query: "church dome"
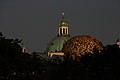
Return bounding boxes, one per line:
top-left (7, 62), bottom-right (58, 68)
top-left (62, 35), bottom-right (103, 57)
top-left (45, 12), bottom-right (71, 54)
top-left (46, 35), bottom-right (70, 53)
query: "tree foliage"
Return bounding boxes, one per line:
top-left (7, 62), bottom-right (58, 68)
top-left (0, 32), bottom-right (120, 80)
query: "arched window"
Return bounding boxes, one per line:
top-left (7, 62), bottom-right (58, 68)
top-left (60, 28), bottom-right (62, 35)
top-left (63, 28), bottom-right (66, 34)
top-left (66, 28), bottom-right (67, 34)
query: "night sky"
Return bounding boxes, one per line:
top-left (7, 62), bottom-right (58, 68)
top-left (0, 0), bottom-right (120, 53)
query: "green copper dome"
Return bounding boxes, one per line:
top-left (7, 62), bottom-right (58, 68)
top-left (46, 35), bottom-right (70, 53)
top-left (45, 12), bottom-right (71, 54)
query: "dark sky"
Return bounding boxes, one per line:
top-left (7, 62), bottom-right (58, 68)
top-left (0, 0), bottom-right (120, 53)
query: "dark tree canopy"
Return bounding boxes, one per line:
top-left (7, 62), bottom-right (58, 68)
top-left (0, 32), bottom-right (120, 80)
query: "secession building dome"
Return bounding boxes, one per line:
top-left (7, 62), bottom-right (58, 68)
top-left (62, 35), bottom-right (103, 58)
top-left (45, 12), bottom-right (71, 55)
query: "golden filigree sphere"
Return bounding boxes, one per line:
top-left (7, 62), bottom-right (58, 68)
top-left (62, 35), bottom-right (103, 57)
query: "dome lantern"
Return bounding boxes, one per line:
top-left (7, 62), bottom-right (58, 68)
top-left (58, 12), bottom-right (69, 36)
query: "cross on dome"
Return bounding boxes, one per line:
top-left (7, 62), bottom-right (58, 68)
top-left (61, 12), bottom-right (64, 20)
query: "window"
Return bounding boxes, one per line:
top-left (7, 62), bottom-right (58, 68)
top-left (60, 28), bottom-right (62, 34)
top-left (63, 28), bottom-right (65, 34)
top-left (66, 28), bottom-right (68, 34)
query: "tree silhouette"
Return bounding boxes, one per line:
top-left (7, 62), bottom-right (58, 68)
top-left (0, 32), bottom-right (120, 80)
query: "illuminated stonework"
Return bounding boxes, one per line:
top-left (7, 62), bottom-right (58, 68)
top-left (62, 35), bottom-right (103, 57)
top-left (19, 43), bottom-right (26, 53)
top-left (48, 52), bottom-right (64, 57)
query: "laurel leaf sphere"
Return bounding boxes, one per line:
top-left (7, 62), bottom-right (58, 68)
top-left (62, 35), bottom-right (103, 58)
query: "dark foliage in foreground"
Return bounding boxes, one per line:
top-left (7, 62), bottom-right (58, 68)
top-left (0, 32), bottom-right (120, 80)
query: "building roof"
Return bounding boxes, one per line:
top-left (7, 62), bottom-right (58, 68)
top-left (59, 20), bottom-right (68, 27)
top-left (45, 35), bottom-right (70, 53)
